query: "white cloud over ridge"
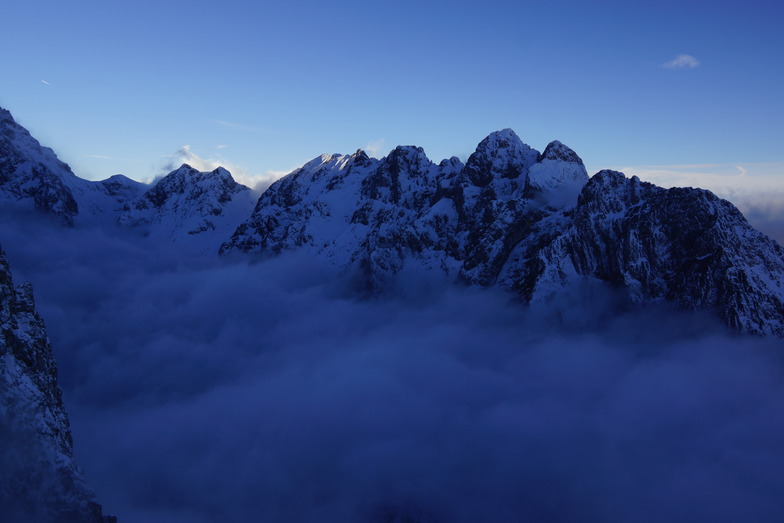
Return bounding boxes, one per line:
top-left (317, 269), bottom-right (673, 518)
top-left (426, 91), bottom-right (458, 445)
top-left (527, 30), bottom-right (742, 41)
top-left (364, 139), bottom-right (387, 158)
top-left (662, 54), bottom-right (700, 69)
top-left (163, 145), bottom-right (290, 193)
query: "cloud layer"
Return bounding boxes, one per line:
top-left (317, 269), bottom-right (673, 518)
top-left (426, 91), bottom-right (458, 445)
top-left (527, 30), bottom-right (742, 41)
top-left (662, 54), bottom-right (700, 69)
top-left (1, 213), bottom-right (784, 522)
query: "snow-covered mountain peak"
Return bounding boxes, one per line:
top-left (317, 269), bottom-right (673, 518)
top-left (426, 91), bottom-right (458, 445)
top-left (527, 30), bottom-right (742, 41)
top-left (389, 144), bottom-right (426, 156)
top-left (379, 145), bottom-right (433, 177)
top-left (481, 128), bottom-right (522, 147)
top-left (524, 140), bottom-right (589, 209)
top-left (99, 174), bottom-right (146, 199)
top-left (577, 169), bottom-right (647, 209)
top-left (463, 128), bottom-right (540, 186)
top-left (350, 148), bottom-right (372, 165)
top-left (539, 140), bottom-right (582, 164)
top-left (0, 107), bottom-right (81, 224)
top-left (439, 156), bottom-right (464, 173)
top-left (171, 162), bottom-right (198, 174)
top-left (103, 173), bottom-right (138, 184)
top-left (0, 106), bottom-right (15, 126)
top-left (146, 163), bottom-right (248, 203)
top-left (118, 163), bottom-right (256, 253)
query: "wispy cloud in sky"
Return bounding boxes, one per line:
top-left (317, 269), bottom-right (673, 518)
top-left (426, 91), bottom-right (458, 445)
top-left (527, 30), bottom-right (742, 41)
top-left (40, 80), bottom-right (51, 86)
top-left (364, 139), bottom-right (387, 158)
top-left (662, 54), bottom-right (700, 69)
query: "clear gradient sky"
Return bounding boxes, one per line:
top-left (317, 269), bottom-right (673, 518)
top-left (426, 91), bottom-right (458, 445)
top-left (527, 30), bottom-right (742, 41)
top-left (1, 0), bottom-right (782, 198)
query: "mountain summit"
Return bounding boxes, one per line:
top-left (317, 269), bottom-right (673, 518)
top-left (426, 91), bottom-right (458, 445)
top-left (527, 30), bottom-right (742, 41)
top-left (117, 163), bottom-right (256, 253)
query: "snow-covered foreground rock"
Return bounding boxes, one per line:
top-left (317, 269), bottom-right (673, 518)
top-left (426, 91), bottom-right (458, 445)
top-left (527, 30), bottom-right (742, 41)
top-left (0, 246), bottom-right (114, 522)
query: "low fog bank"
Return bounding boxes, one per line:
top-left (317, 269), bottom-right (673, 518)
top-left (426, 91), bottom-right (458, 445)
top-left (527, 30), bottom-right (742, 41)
top-left (2, 215), bottom-right (784, 522)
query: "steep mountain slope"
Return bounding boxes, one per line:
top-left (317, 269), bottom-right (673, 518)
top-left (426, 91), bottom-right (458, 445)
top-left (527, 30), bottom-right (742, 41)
top-left (222, 132), bottom-right (784, 336)
top-left (0, 247), bottom-right (114, 522)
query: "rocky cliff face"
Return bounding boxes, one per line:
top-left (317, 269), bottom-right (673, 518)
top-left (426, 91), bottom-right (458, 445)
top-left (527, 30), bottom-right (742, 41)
top-left (0, 108), bottom-right (80, 225)
top-left (0, 247), bottom-right (115, 522)
top-left (498, 171), bottom-right (784, 336)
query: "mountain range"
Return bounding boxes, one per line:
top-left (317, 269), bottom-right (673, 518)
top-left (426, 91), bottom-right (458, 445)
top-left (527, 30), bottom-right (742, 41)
top-left (3, 106), bottom-right (781, 336)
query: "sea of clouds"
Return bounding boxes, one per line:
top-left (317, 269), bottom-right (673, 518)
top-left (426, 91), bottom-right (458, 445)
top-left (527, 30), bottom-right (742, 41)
top-left (2, 212), bottom-right (784, 522)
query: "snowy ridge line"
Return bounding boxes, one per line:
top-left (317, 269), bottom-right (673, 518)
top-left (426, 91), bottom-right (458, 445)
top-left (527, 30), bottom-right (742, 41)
top-left (2, 105), bottom-right (783, 336)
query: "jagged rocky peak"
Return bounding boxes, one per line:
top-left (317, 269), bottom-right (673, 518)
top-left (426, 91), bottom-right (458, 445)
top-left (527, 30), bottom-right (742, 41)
top-left (350, 148), bottom-right (372, 166)
top-left (101, 173), bottom-right (141, 189)
top-left (0, 246), bottom-right (115, 522)
top-left (162, 163), bottom-right (237, 183)
top-left (577, 169), bottom-right (647, 210)
top-left (463, 128), bottom-right (540, 186)
top-left (539, 140), bottom-right (583, 163)
top-left (524, 140), bottom-right (589, 209)
top-left (384, 145), bottom-right (429, 164)
top-left (115, 162), bottom-right (257, 254)
top-left (141, 163), bottom-right (249, 208)
top-left (360, 146), bottom-right (438, 206)
top-left (99, 174), bottom-right (146, 203)
top-left (376, 146), bottom-right (432, 181)
top-left (439, 155), bottom-right (464, 174)
top-left (0, 106), bottom-right (15, 127)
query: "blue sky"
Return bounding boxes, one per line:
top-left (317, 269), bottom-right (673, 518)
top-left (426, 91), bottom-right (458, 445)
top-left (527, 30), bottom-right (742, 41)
top-left (1, 0), bottom-right (782, 196)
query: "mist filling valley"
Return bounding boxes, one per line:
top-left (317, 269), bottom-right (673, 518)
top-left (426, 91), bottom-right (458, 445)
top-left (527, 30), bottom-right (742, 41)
top-left (2, 214), bottom-right (784, 523)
